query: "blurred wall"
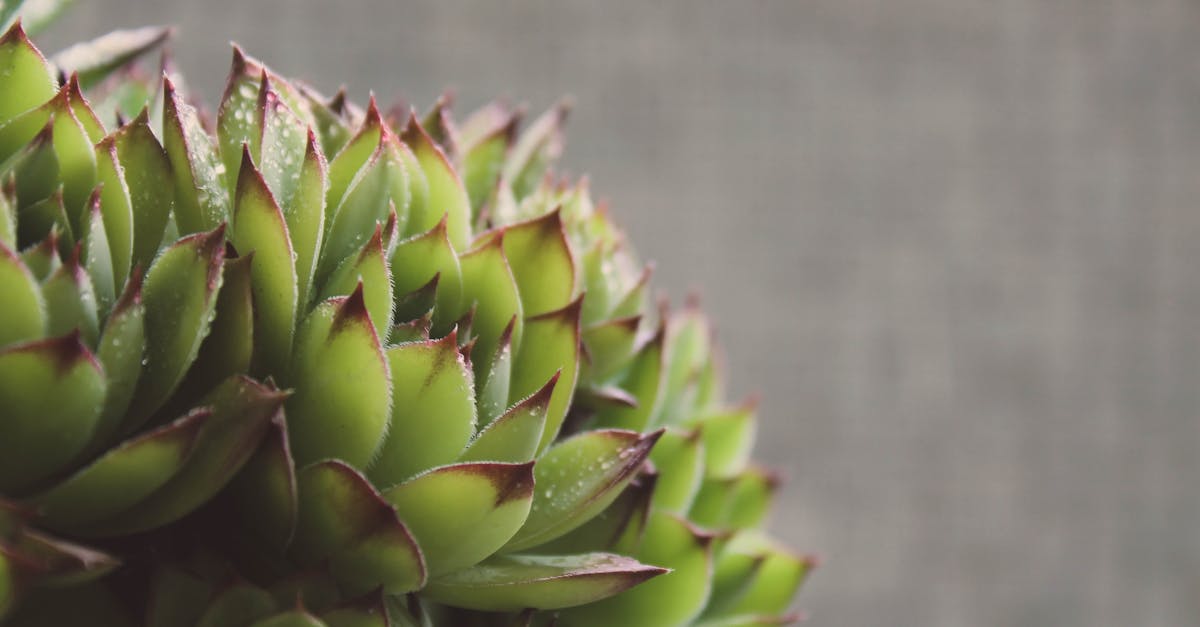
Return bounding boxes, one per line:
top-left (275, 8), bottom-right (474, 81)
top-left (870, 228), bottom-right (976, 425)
top-left (40, 1), bottom-right (1200, 625)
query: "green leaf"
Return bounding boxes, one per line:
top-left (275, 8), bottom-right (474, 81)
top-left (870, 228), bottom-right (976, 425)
top-left (582, 315), bottom-right (640, 383)
top-left (382, 461), bottom-right (534, 576)
top-left (501, 429), bottom-right (660, 553)
top-left (320, 593), bottom-right (390, 627)
top-left (648, 428), bottom-right (704, 514)
top-left (459, 111), bottom-right (516, 218)
top-left (0, 331), bottom-right (104, 493)
top-left (83, 271), bottom-right (144, 457)
top-left (85, 375), bottom-right (286, 535)
top-left (659, 308), bottom-right (714, 426)
top-left (367, 331), bottom-right (476, 487)
top-left (112, 109), bottom-right (174, 271)
top-left (12, 125), bottom-right (58, 210)
top-left (692, 405), bottom-right (756, 479)
top-left (216, 49), bottom-right (262, 195)
top-left (258, 77), bottom-right (308, 207)
top-left (390, 214), bottom-right (463, 333)
top-left (51, 26), bottom-right (171, 90)
top-left (229, 411), bottom-right (297, 553)
top-left (2, 528), bottom-right (118, 588)
top-left (30, 407), bottom-right (207, 529)
top-left (711, 532), bottom-right (813, 618)
top-left (459, 235), bottom-right (523, 383)
top-left (688, 468), bottom-right (777, 530)
top-left (325, 99), bottom-right (386, 215)
top-left (94, 138), bottom-right (134, 289)
top-left (559, 512), bottom-right (713, 627)
top-left (503, 102), bottom-right (568, 200)
top-left (424, 552), bottom-right (668, 612)
top-left (595, 325), bottom-right (664, 432)
top-left (475, 317), bottom-right (515, 425)
top-left (232, 147), bottom-right (297, 376)
top-left (529, 467), bottom-right (657, 556)
top-left (49, 98), bottom-right (98, 228)
top-left (319, 134), bottom-right (409, 286)
top-left (287, 129), bottom-right (326, 308)
top-left (401, 115), bottom-right (469, 250)
top-left (318, 224), bottom-right (392, 334)
top-left (0, 240), bottom-right (44, 346)
top-left (0, 21), bottom-right (56, 127)
top-left (0, 187), bottom-right (14, 247)
top-left (459, 372), bottom-right (556, 464)
top-left (159, 253), bottom-right (254, 415)
top-left (510, 296), bottom-right (582, 453)
top-left (502, 208), bottom-right (576, 317)
top-left (126, 225), bottom-right (226, 424)
top-left (287, 286), bottom-right (391, 468)
top-left (41, 245), bottom-right (99, 345)
top-left (293, 461), bottom-right (426, 595)
top-left (163, 77), bottom-right (230, 234)
top-left (79, 189), bottom-right (114, 314)
top-left (18, 224), bottom-right (60, 279)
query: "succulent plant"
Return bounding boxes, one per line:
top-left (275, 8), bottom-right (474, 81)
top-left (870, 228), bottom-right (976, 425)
top-left (0, 4), bottom-right (814, 626)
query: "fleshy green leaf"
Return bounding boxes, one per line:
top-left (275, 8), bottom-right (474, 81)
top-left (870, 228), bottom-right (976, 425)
top-left (459, 111), bottom-right (516, 218)
top-left (30, 407), bottom-right (207, 529)
top-left (82, 270), bottom-right (144, 463)
top-left (501, 429), bottom-right (660, 553)
top-left (459, 234), bottom-right (522, 382)
top-left (401, 115), bottom-right (469, 249)
top-left (319, 224), bottom-right (392, 334)
top-left (258, 77), bottom-right (308, 207)
top-left (84, 375), bottom-right (286, 535)
top-left (382, 461), bottom-right (534, 576)
top-left (93, 138), bottom-right (134, 289)
top-left (503, 102), bottom-right (568, 200)
top-left (367, 331), bottom-right (476, 486)
top-left (510, 296), bottom-right (581, 453)
top-left (0, 240), bottom-right (44, 346)
top-left (459, 373), bottom-right (556, 463)
top-left (41, 245), bottom-right (99, 345)
top-left (163, 77), bottom-right (229, 234)
top-left (287, 286), bottom-right (391, 468)
top-left (559, 512), bottom-right (713, 627)
top-left (229, 411), bottom-right (297, 553)
top-left (126, 225), bottom-right (225, 424)
top-left (648, 428), bottom-right (705, 514)
top-left (692, 405), bottom-right (756, 479)
top-left (389, 215), bottom-right (463, 333)
top-left (501, 208), bottom-right (576, 316)
top-left (0, 331), bottom-right (104, 493)
top-left (232, 147), bottom-right (297, 375)
top-left (423, 552), bottom-right (668, 612)
top-left (293, 460), bottom-right (426, 595)
top-left (595, 325), bottom-right (664, 432)
top-left (0, 21), bottom-right (56, 127)
top-left (195, 583), bottom-right (278, 627)
top-left (112, 109), bottom-right (173, 271)
top-left (249, 611), bottom-right (327, 627)
top-left (287, 130), bottom-right (326, 308)
top-left (582, 315), bottom-right (640, 383)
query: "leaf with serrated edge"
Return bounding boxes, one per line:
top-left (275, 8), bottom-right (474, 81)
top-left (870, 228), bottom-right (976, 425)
top-left (382, 461), bottom-right (534, 577)
top-left (0, 331), bottom-right (104, 494)
top-left (367, 331), bottom-right (476, 487)
top-left (287, 286), bottom-right (391, 468)
top-left (423, 552), bottom-right (668, 612)
top-left (502, 428), bottom-right (661, 553)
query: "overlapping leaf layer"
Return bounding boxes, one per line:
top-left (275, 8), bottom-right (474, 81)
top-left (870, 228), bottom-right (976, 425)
top-left (0, 7), bottom-right (813, 626)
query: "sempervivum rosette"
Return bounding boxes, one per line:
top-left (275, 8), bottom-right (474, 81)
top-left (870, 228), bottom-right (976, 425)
top-left (0, 5), bottom-right (812, 626)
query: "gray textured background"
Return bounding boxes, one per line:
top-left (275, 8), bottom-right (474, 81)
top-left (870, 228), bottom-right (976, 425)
top-left (40, 1), bottom-right (1200, 625)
